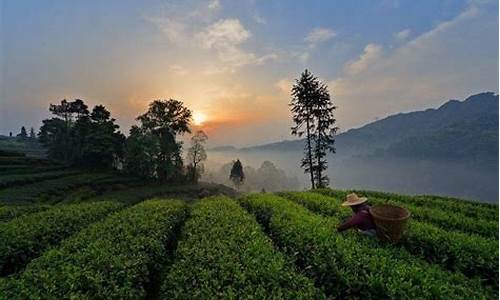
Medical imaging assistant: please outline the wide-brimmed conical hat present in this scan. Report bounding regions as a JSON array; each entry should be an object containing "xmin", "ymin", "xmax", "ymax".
[{"xmin": 342, "ymin": 193, "xmax": 368, "ymax": 206}]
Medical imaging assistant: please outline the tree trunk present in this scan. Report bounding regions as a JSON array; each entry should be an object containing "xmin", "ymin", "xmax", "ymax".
[
  {"xmin": 316, "ymin": 135, "xmax": 321, "ymax": 188},
  {"xmin": 305, "ymin": 117, "xmax": 315, "ymax": 189},
  {"xmin": 193, "ymin": 161, "xmax": 198, "ymax": 183}
]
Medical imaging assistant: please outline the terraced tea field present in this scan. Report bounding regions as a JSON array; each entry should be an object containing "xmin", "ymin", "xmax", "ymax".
[
  {"xmin": 0, "ymin": 155, "xmax": 498, "ymax": 299},
  {"xmin": 0, "ymin": 185, "xmax": 497, "ymax": 299}
]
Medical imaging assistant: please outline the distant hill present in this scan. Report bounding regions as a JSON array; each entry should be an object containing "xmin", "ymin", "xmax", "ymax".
[
  {"xmin": 0, "ymin": 136, "xmax": 46, "ymax": 158},
  {"xmin": 233, "ymin": 92, "xmax": 498, "ymax": 163}
]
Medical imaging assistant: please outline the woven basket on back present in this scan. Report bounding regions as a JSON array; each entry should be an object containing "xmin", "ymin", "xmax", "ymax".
[{"xmin": 369, "ymin": 204, "xmax": 410, "ymax": 243}]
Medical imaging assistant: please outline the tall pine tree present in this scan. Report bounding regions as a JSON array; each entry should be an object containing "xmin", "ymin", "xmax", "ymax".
[
  {"xmin": 290, "ymin": 69, "xmax": 319, "ymax": 189},
  {"xmin": 290, "ymin": 70, "xmax": 337, "ymax": 189},
  {"xmin": 311, "ymin": 83, "xmax": 338, "ymax": 188}
]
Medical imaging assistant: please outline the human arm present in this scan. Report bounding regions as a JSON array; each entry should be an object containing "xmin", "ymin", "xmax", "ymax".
[{"xmin": 336, "ymin": 212, "xmax": 364, "ymax": 232}]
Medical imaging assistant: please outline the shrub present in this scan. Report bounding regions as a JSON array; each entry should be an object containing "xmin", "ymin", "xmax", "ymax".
[
  {"xmin": 0, "ymin": 170, "xmax": 80, "ymax": 189},
  {"xmin": 1, "ymin": 199, "xmax": 188, "ymax": 299},
  {"xmin": 0, "ymin": 204, "xmax": 50, "ymax": 223},
  {"xmin": 161, "ymin": 196, "xmax": 323, "ymax": 299},
  {"xmin": 240, "ymin": 193, "xmax": 493, "ymax": 299},
  {"xmin": 314, "ymin": 189, "xmax": 498, "ymax": 239},
  {"xmin": 0, "ymin": 173, "xmax": 130, "ymax": 204},
  {"xmin": 0, "ymin": 201, "xmax": 122, "ymax": 275},
  {"xmin": 280, "ymin": 191, "xmax": 499, "ymax": 289}
]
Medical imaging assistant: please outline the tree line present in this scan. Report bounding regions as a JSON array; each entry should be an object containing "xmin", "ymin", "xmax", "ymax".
[
  {"xmin": 38, "ymin": 98, "xmax": 208, "ymax": 183},
  {"xmin": 34, "ymin": 68, "xmax": 334, "ymax": 189}
]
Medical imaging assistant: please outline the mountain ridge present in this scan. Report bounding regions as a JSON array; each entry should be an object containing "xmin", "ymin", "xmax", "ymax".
[{"xmin": 210, "ymin": 92, "xmax": 499, "ymax": 163}]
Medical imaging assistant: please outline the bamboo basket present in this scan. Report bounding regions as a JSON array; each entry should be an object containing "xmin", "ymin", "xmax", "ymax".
[{"xmin": 369, "ymin": 204, "xmax": 410, "ymax": 243}]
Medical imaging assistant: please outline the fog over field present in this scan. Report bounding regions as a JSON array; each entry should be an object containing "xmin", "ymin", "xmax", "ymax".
[{"xmin": 204, "ymin": 150, "xmax": 498, "ymax": 204}]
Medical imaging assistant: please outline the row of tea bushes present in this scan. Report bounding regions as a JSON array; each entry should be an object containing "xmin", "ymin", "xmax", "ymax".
[
  {"xmin": 0, "ymin": 173, "xmax": 123, "ymax": 204},
  {"xmin": 0, "ymin": 201, "xmax": 122, "ymax": 275},
  {"xmin": 280, "ymin": 191, "xmax": 498, "ymax": 289},
  {"xmin": 240, "ymin": 193, "xmax": 493, "ymax": 299},
  {"xmin": 316, "ymin": 189, "xmax": 497, "ymax": 223},
  {"xmin": 0, "ymin": 170, "xmax": 80, "ymax": 189},
  {"xmin": 314, "ymin": 189, "xmax": 498, "ymax": 239},
  {"xmin": 0, "ymin": 204, "xmax": 50, "ymax": 223},
  {"xmin": 162, "ymin": 197, "xmax": 323, "ymax": 299},
  {"xmin": 1, "ymin": 199, "xmax": 188, "ymax": 299}
]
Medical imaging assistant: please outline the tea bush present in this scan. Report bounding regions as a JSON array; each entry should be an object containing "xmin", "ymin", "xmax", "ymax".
[
  {"xmin": 162, "ymin": 196, "xmax": 323, "ymax": 299},
  {"xmin": 1, "ymin": 199, "xmax": 188, "ymax": 299},
  {"xmin": 0, "ymin": 201, "xmax": 122, "ymax": 275},
  {"xmin": 0, "ymin": 204, "xmax": 50, "ymax": 222},
  {"xmin": 240, "ymin": 193, "xmax": 493, "ymax": 299},
  {"xmin": 314, "ymin": 189, "xmax": 498, "ymax": 239},
  {"xmin": 280, "ymin": 191, "xmax": 498, "ymax": 289}
]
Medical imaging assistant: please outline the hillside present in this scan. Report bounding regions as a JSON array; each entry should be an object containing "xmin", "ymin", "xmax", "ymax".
[
  {"xmin": 0, "ymin": 154, "xmax": 498, "ymax": 298},
  {"xmin": 236, "ymin": 92, "xmax": 498, "ymax": 162},
  {"xmin": 0, "ymin": 170, "xmax": 497, "ymax": 298}
]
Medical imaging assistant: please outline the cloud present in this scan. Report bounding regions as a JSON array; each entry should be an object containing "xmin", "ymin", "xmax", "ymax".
[
  {"xmin": 275, "ymin": 78, "xmax": 293, "ymax": 95},
  {"xmin": 169, "ymin": 64, "xmax": 188, "ymax": 75},
  {"xmin": 344, "ymin": 43, "xmax": 383, "ymax": 75},
  {"xmin": 198, "ymin": 18, "xmax": 251, "ymax": 48},
  {"xmin": 197, "ymin": 18, "xmax": 276, "ymax": 72},
  {"xmin": 394, "ymin": 29, "xmax": 411, "ymax": 41},
  {"xmin": 329, "ymin": 1, "xmax": 498, "ymax": 130},
  {"xmin": 147, "ymin": 17, "xmax": 187, "ymax": 43},
  {"xmin": 147, "ymin": 1, "xmax": 278, "ymax": 74},
  {"xmin": 305, "ymin": 27, "xmax": 336, "ymax": 48},
  {"xmin": 253, "ymin": 14, "xmax": 266, "ymax": 25},
  {"xmin": 208, "ymin": 0, "xmax": 221, "ymax": 10}
]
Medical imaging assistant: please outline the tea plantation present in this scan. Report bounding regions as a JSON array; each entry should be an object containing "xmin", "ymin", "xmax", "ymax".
[{"xmin": 0, "ymin": 157, "xmax": 498, "ymax": 299}]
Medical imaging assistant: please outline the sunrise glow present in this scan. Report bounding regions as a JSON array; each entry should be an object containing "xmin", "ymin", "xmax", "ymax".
[{"xmin": 193, "ymin": 111, "xmax": 207, "ymax": 126}]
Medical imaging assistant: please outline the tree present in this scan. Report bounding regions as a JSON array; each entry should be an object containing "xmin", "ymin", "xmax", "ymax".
[
  {"xmin": 186, "ymin": 130, "xmax": 208, "ymax": 183},
  {"xmin": 18, "ymin": 126, "xmax": 28, "ymax": 139},
  {"xmin": 229, "ymin": 159, "xmax": 245, "ymax": 189},
  {"xmin": 124, "ymin": 125, "xmax": 159, "ymax": 178},
  {"xmin": 290, "ymin": 69, "xmax": 320, "ymax": 189},
  {"xmin": 311, "ymin": 83, "xmax": 338, "ymax": 188},
  {"xmin": 78, "ymin": 105, "xmax": 125, "ymax": 168},
  {"xmin": 133, "ymin": 99, "xmax": 192, "ymax": 181},
  {"xmin": 39, "ymin": 118, "xmax": 68, "ymax": 161},
  {"xmin": 39, "ymin": 99, "xmax": 124, "ymax": 168},
  {"xmin": 29, "ymin": 127, "xmax": 36, "ymax": 139},
  {"xmin": 290, "ymin": 69, "xmax": 337, "ymax": 189}
]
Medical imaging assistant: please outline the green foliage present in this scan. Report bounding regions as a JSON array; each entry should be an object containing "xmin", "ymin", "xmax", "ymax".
[
  {"xmin": 290, "ymin": 69, "xmax": 337, "ymax": 188},
  {"xmin": 0, "ymin": 173, "xmax": 125, "ymax": 204},
  {"xmin": 240, "ymin": 193, "xmax": 493, "ymax": 299},
  {"xmin": 0, "ymin": 201, "xmax": 122, "ymax": 276},
  {"xmin": 280, "ymin": 191, "xmax": 498, "ymax": 289},
  {"xmin": 315, "ymin": 189, "xmax": 498, "ymax": 239},
  {"xmin": 0, "ymin": 205, "xmax": 50, "ymax": 223},
  {"xmin": 0, "ymin": 170, "xmax": 80, "ymax": 188},
  {"xmin": 129, "ymin": 99, "xmax": 192, "ymax": 182},
  {"xmin": 123, "ymin": 125, "xmax": 160, "ymax": 179},
  {"xmin": 0, "ymin": 136, "xmax": 46, "ymax": 158},
  {"xmin": 39, "ymin": 99, "xmax": 125, "ymax": 168},
  {"xmin": 162, "ymin": 196, "xmax": 323, "ymax": 299},
  {"xmin": 1, "ymin": 199, "xmax": 188, "ymax": 299},
  {"xmin": 319, "ymin": 189, "xmax": 497, "ymax": 220}
]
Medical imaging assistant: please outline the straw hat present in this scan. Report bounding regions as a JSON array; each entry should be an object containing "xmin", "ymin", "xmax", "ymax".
[{"xmin": 342, "ymin": 193, "xmax": 368, "ymax": 206}]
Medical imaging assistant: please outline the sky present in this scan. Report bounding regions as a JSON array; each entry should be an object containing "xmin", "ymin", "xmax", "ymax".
[{"xmin": 1, "ymin": 0, "xmax": 498, "ymax": 147}]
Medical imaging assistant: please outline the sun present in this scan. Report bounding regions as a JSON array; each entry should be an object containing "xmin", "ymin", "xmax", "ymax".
[{"xmin": 193, "ymin": 111, "xmax": 207, "ymax": 126}]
